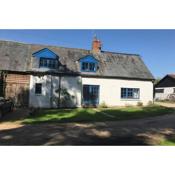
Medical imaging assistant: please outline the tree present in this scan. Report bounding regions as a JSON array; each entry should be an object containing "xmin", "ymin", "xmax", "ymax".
[{"xmin": 154, "ymin": 77, "xmax": 162, "ymax": 85}]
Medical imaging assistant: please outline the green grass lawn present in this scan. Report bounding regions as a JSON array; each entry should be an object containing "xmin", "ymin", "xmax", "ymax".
[
  {"xmin": 159, "ymin": 139, "xmax": 175, "ymax": 146},
  {"xmin": 159, "ymin": 134, "xmax": 175, "ymax": 146},
  {"xmin": 23, "ymin": 105, "xmax": 174, "ymax": 124}
]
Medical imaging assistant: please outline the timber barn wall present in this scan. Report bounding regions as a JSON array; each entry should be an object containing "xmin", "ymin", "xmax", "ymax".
[{"xmin": 5, "ymin": 73, "xmax": 30, "ymax": 106}]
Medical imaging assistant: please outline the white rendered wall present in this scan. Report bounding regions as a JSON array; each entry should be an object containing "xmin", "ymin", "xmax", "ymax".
[
  {"xmin": 29, "ymin": 75, "xmax": 52, "ymax": 108},
  {"xmin": 155, "ymin": 87, "xmax": 175, "ymax": 100},
  {"xmin": 60, "ymin": 76, "xmax": 82, "ymax": 107},
  {"xmin": 82, "ymin": 77, "xmax": 153, "ymax": 106},
  {"xmin": 29, "ymin": 75, "xmax": 81, "ymax": 108}
]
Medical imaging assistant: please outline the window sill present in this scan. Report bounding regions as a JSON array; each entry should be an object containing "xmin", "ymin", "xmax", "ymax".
[
  {"xmin": 81, "ymin": 70, "xmax": 96, "ymax": 72},
  {"xmin": 39, "ymin": 67, "xmax": 57, "ymax": 69},
  {"xmin": 120, "ymin": 99, "xmax": 140, "ymax": 101},
  {"xmin": 35, "ymin": 94, "xmax": 42, "ymax": 96}
]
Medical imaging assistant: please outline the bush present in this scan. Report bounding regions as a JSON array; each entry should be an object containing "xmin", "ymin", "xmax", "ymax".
[
  {"xmin": 137, "ymin": 101, "xmax": 143, "ymax": 107},
  {"xmin": 99, "ymin": 101, "xmax": 108, "ymax": 108}
]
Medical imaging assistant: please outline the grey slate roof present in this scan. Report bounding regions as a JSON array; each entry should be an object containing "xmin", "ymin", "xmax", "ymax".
[
  {"xmin": 0, "ymin": 40, "xmax": 154, "ymax": 80},
  {"xmin": 155, "ymin": 74, "xmax": 175, "ymax": 88}
]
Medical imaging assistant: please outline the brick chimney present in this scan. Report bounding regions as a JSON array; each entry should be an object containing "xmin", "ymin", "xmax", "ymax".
[{"xmin": 92, "ymin": 36, "xmax": 102, "ymax": 53}]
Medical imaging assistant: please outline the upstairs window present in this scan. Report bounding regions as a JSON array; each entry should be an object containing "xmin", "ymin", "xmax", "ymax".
[
  {"xmin": 89, "ymin": 62, "xmax": 96, "ymax": 71},
  {"xmin": 39, "ymin": 58, "xmax": 58, "ymax": 69},
  {"xmin": 32, "ymin": 48, "xmax": 59, "ymax": 69},
  {"xmin": 121, "ymin": 88, "xmax": 140, "ymax": 99},
  {"xmin": 79, "ymin": 55, "xmax": 98, "ymax": 72},
  {"xmin": 81, "ymin": 62, "xmax": 96, "ymax": 72}
]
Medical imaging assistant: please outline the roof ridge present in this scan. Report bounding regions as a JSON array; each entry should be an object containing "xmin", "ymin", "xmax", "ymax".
[
  {"xmin": 168, "ymin": 74, "xmax": 175, "ymax": 79},
  {"xmin": 0, "ymin": 39, "xmax": 89, "ymax": 52},
  {"xmin": 168, "ymin": 73, "xmax": 175, "ymax": 75},
  {"xmin": 0, "ymin": 39, "xmax": 140, "ymax": 56},
  {"xmin": 102, "ymin": 50, "xmax": 140, "ymax": 56}
]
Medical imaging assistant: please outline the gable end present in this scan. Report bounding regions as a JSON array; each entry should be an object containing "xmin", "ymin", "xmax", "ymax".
[
  {"xmin": 155, "ymin": 75, "xmax": 175, "ymax": 88},
  {"xmin": 32, "ymin": 48, "xmax": 59, "ymax": 59}
]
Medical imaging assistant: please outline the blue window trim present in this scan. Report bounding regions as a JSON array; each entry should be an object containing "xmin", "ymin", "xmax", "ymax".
[
  {"xmin": 32, "ymin": 48, "xmax": 59, "ymax": 59},
  {"xmin": 79, "ymin": 55, "xmax": 99, "ymax": 72},
  {"xmin": 32, "ymin": 48, "xmax": 59, "ymax": 69},
  {"xmin": 80, "ymin": 62, "xmax": 97, "ymax": 72},
  {"xmin": 82, "ymin": 84, "xmax": 100, "ymax": 105},
  {"xmin": 39, "ymin": 57, "xmax": 58, "ymax": 69},
  {"xmin": 79, "ymin": 55, "xmax": 99, "ymax": 62},
  {"xmin": 121, "ymin": 88, "xmax": 140, "ymax": 99}
]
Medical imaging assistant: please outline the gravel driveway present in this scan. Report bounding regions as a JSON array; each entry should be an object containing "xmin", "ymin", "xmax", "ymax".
[{"xmin": 0, "ymin": 105, "xmax": 175, "ymax": 145}]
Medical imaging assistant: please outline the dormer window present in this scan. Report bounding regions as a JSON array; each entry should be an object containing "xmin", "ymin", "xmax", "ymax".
[
  {"xmin": 39, "ymin": 58, "xmax": 58, "ymax": 69},
  {"xmin": 32, "ymin": 48, "xmax": 59, "ymax": 69},
  {"xmin": 82, "ymin": 62, "xmax": 96, "ymax": 71},
  {"xmin": 80, "ymin": 55, "xmax": 98, "ymax": 72}
]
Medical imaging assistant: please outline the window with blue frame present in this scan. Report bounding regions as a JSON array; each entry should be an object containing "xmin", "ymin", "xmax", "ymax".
[
  {"xmin": 121, "ymin": 88, "xmax": 140, "ymax": 99},
  {"xmin": 39, "ymin": 58, "xmax": 58, "ymax": 69},
  {"xmin": 33, "ymin": 48, "xmax": 59, "ymax": 69},
  {"xmin": 81, "ymin": 62, "xmax": 96, "ymax": 71},
  {"xmin": 89, "ymin": 62, "xmax": 95, "ymax": 71},
  {"xmin": 80, "ymin": 55, "xmax": 98, "ymax": 72}
]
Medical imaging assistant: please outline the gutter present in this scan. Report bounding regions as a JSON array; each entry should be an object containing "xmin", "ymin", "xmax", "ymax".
[{"xmin": 0, "ymin": 70, "xmax": 155, "ymax": 81}]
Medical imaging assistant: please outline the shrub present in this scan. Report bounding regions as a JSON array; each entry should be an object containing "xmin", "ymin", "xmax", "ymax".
[
  {"xmin": 137, "ymin": 101, "xmax": 143, "ymax": 107},
  {"xmin": 99, "ymin": 101, "xmax": 108, "ymax": 108},
  {"xmin": 55, "ymin": 88, "xmax": 75, "ymax": 107}
]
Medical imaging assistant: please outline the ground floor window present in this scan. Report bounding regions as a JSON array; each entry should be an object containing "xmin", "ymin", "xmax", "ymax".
[
  {"xmin": 155, "ymin": 89, "xmax": 164, "ymax": 93},
  {"xmin": 121, "ymin": 88, "xmax": 140, "ymax": 99},
  {"xmin": 83, "ymin": 85, "xmax": 99, "ymax": 105},
  {"xmin": 35, "ymin": 83, "xmax": 42, "ymax": 95},
  {"xmin": 173, "ymin": 88, "xmax": 175, "ymax": 93}
]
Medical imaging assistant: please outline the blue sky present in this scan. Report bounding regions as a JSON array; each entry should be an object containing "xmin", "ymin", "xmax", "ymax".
[{"xmin": 0, "ymin": 29, "xmax": 174, "ymax": 78}]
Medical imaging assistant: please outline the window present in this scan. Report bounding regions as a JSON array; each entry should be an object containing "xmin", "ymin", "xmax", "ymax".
[
  {"xmin": 82, "ymin": 62, "xmax": 89, "ymax": 71},
  {"xmin": 81, "ymin": 62, "xmax": 96, "ymax": 72},
  {"xmin": 121, "ymin": 88, "xmax": 140, "ymax": 99},
  {"xmin": 89, "ymin": 62, "xmax": 95, "ymax": 71},
  {"xmin": 39, "ymin": 58, "xmax": 58, "ymax": 69},
  {"xmin": 83, "ymin": 85, "xmax": 99, "ymax": 105},
  {"xmin": 155, "ymin": 89, "xmax": 164, "ymax": 93},
  {"xmin": 35, "ymin": 83, "xmax": 42, "ymax": 95}
]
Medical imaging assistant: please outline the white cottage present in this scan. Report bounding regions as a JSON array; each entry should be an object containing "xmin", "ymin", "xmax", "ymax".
[{"xmin": 0, "ymin": 38, "xmax": 154, "ymax": 108}]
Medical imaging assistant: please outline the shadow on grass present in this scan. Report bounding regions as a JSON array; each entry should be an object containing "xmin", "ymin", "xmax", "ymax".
[
  {"xmin": 1, "ymin": 106, "xmax": 175, "ymax": 145},
  {"xmin": 22, "ymin": 105, "xmax": 174, "ymax": 124},
  {"xmin": 101, "ymin": 105, "xmax": 174, "ymax": 120},
  {"xmin": 23, "ymin": 108, "xmax": 107, "ymax": 124},
  {"xmin": 0, "ymin": 105, "xmax": 174, "ymax": 125},
  {"xmin": 0, "ymin": 108, "xmax": 30, "ymax": 122}
]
